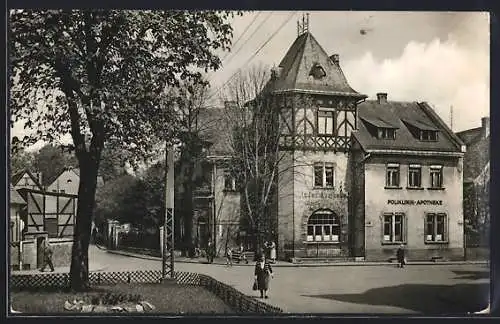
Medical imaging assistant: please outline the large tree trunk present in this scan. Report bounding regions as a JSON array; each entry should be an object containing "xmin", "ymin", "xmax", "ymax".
[
  {"xmin": 69, "ymin": 156, "xmax": 100, "ymax": 291},
  {"xmin": 182, "ymin": 156, "xmax": 195, "ymax": 257}
]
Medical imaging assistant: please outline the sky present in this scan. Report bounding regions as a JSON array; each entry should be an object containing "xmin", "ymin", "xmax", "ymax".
[
  {"xmin": 207, "ymin": 11, "xmax": 490, "ymax": 132},
  {"xmin": 11, "ymin": 11, "xmax": 490, "ymax": 152}
]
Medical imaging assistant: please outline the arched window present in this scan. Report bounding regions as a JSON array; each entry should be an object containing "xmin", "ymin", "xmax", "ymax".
[{"xmin": 306, "ymin": 209, "xmax": 340, "ymax": 242}]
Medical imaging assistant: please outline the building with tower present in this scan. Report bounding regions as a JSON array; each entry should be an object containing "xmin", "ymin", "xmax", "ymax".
[
  {"xmin": 254, "ymin": 22, "xmax": 465, "ymax": 261},
  {"xmin": 187, "ymin": 18, "xmax": 466, "ymax": 262}
]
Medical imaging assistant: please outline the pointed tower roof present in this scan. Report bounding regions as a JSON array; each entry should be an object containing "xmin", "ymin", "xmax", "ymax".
[{"xmin": 264, "ymin": 32, "xmax": 366, "ymax": 98}]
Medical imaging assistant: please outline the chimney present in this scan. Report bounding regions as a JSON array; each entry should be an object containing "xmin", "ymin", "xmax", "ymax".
[
  {"xmin": 481, "ymin": 116, "xmax": 490, "ymax": 138},
  {"xmin": 271, "ymin": 66, "xmax": 283, "ymax": 80},
  {"xmin": 330, "ymin": 54, "xmax": 339, "ymax": 65},
  {"xmin": 376, "ymin": 93, "xmax": 388, "ymax": 104}
]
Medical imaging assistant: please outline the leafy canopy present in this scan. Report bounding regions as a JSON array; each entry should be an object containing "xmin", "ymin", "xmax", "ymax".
[{"xmin": 10, "ymin": 10, "xmax": 239, "ymax": 164}]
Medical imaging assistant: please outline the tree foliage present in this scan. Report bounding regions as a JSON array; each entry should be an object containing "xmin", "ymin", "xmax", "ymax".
[
  {"xmin": 33, "ymin": 144, "xmax": 78, "ymax": 186},
  {"xmin": 10, "ymin": 9, "xmax": 238, "ymax": 290}
]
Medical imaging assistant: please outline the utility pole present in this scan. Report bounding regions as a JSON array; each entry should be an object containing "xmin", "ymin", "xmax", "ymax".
[{"xmin": 162, "ymin": 144, "xmax": 175, "ymax": 280}]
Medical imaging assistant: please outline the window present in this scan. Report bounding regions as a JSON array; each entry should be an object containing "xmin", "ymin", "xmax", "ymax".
[
  {"xmin": 309, "ymin": 63, "xmax": 327, "ymax": 79},
  {"xmin": 378, "ymin": 128, "xmax": 396, "ymax": 140},
  {"xmin": 313, "ymin": 162, "xmax": 334, "ymax": 188},
  {"xmin": 382, "ymin": 213, "xmax": 406, "ymax": 243},
  {"xmin": 425, "ymin": 213, "xmax": 447, "ymax": 242},
  {"xmin": 60, "ymin": 189, "xmax": 66, "ymax": 194},
  {"xmin": 408, "ymin": 164, "xmax": 422, "ymax": 188},
  {"xmin": 224, "ymin": 173, "xmax": 237, "ymax": 191},
  {"xmin": 45, "ymin": 217, "xmax": 59, "ymax": 238},
  {"xmin": 306, "ymin": 210, "xmax": 340, "ymax": 242},
  {"xmin": 430, "ymin": 165, "xmax": 443, "ymax": 188},
  {"xmin": 420, "ymin": 130, "xmax": 438, "ymax": 141},
  {"xmin": 386, "ymin": 163, "xmax": 400, "ymax": 188},
  {"xmin": 317, "ymin": 109, "xmax": 334, "ymax": 136}
]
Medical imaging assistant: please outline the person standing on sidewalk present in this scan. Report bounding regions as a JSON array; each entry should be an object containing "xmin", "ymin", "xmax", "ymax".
[
  {"xmin": 40, "ymin": 238, "xmax": 54, "ymax": 272},
  {"xmin": 226, "ymin": 247, "xmax": 233, "ymax": 267},
  {"xmin": 396, "ymin": 244, "xmax": 406, "ymax": 268},
  {"xmin": 254, "ymin": 254, "xmax": 273, "ymax": 299},
  {"xmin": 269, "ymin": 240, "xmax": 276, "ymax": 263},
  {"xmin": 207, "ymin": 238, "xmax": 215, "ymax": 264}
]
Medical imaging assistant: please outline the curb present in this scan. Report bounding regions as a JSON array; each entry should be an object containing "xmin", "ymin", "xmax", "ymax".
[{"xmin": 105, "ymin": 250, "xmax": 488, "ymax": 267}]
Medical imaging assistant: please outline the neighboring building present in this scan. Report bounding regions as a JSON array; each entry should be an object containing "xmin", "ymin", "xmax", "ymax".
[
  {"xmin": 176, "ymin": 107, "xmax": 242, "ymax": 255},
  {"xmin": 456, "ymin": 117, "xmax": 490, "ymax": 245},
  {"xmin": 47, "ymin": 167, "xmax": 105, "ymax": 195},
  {"xmin": 10, "ymin": 185, "xmax": 26, "ymax": 242},
  {"xmin": 11, "ymin": 169, "xmax": 43, "ymax": 191}
]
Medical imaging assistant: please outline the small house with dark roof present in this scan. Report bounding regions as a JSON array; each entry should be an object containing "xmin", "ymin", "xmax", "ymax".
[
  {"xmin": 350, "ymin": 94, "xmax": 465, "ymax": 261},
  {"xmin": 11, "ymin": 169, "xmax": 44, "ymax": 191}
]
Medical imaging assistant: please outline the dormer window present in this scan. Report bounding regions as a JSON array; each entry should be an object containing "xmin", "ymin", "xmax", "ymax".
[
  {"xmin": 309, "ymin": 63, "xmax": 326, "ymax": 80},
  {"xmin": 402, "ymin": 119, "xmax": 439, "ymax": 142},
  {"xmin": 378, "ymin": 128, "xmax": 396, "ymax": 140},
  {"xmin": 420, "ymin": 130, "xmax": 438, "ymax": 141}
]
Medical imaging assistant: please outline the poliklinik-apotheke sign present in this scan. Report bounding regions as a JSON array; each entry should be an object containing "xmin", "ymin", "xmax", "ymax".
[{"xmin": 387, "ymin": 199, "xmax": 443, "ymax": 205}]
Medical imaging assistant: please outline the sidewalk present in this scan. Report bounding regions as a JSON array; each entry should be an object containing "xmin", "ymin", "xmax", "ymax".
[
  {"xmin": 105, "ymin": 249, "xmax": 488, "ymax": 267},
  {"xmin": 11, "ymin": 263, "xmax": 108, "ymax": 275}
]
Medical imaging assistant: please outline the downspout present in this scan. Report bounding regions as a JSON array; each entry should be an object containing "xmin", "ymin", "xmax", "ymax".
[{"xmin": 212, "ymin": 162, "xmax": 217, "ymax": 253}]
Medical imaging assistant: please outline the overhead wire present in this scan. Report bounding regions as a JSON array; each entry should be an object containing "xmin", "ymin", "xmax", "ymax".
[{"xmin": 208, "ymin": 12, "xmax": 297, "ymax": 102}]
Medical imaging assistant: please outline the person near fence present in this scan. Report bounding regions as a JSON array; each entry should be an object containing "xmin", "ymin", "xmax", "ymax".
[
  {"xmin": 39, "ymin": 238, "xmax": 54, "ymax": 272},
  {"xmin": 396, "ymin": 244, "xmax": 406, "ymax": 268},
  {"xmin": 254, "ymin": 253, "xmax": 273, "ymax": 299},
  {"xmin": 268, "ymin": 240, "xmax": 276, "ymax": 263},
  {"xmin": 207, "ymin": 238, "xmax": 215, "ymax": 264},
  {"xmin": 226, "ymin": 247, "xmax": 233, "ymax": 267}
]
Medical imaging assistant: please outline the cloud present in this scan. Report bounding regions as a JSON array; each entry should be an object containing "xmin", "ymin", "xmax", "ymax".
[{"xmin": 343, "ymin": 37, "xmax": 489, "ymax": 132}]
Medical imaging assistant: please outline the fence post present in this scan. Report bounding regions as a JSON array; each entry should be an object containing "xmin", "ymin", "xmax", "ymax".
[
  {"xmin": 127, "ymin": 273, "xmax": 131, "ymax": 284},
  {"xmin": 98, "ymin": 273, "xmax": 101, "ymax": 285}
]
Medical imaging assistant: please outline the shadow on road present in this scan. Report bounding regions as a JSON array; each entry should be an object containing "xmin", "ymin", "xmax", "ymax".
[
  {"xmin": 302, "ymin": 283, "xmax": 489, "ymax": 315},
  {"xmin": 452, "ymin": 270, "xmax": 490, "ymax": 281}
]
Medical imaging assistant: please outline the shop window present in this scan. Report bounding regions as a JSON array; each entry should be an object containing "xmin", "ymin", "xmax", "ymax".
[
  {"xmin": 313, "ymin": 162, "xmax": 335, "ymax": 188},
  {"xmin": 430, "ymin": 165, "xmax": 443, "ymax": 188},
  {"xmin": 385, "ymin": 163, "xmax": 400, "ymax": 188},
  {"xmin": 382, "ymin": 213, "xmax": 406, "ymax": 243},
  {"xmin": 317, "ymin": 109, "xmax": 334, "ymax": 136},
  {"xmin": 425, "ymin": 213, "xmax": 447, "ymax": 242},
  {"xmin": 408, "ymin": 164, "xmax": 422, "ymax": 188},
  {"xmin": 306, "ymin": 209, "xmax": 340, "ymax": 242}
]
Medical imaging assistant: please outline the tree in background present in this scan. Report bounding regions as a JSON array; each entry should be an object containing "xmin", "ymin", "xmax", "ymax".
[
  {"xmin": 33, "ymin": 144, "xmax": 78, "ymax": 187},
  {"xmin": 10, "ymin": 148, "xmax": 36, "ymax": 175},
  {"xmin": 10, "ymin": 9, "xmax": 237, "ymax": 290},
  {"xmin": 220, "ymin": 64, "xmax": 279, "ymax": 253}
]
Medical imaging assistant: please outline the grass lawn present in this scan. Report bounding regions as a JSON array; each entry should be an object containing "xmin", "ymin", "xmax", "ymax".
[{"xmin": 11, "ymin": 282, "xmax": 234, "ymax": 314}]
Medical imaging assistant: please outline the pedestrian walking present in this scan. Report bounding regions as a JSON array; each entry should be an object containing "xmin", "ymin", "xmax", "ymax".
[
  {"xmin": 269, "ymin": 240, "xmax": 276, "ymax": 263},
  {"xmin": 39, "ymin": 238, "xmax": 54, "ymax": 272},
  {"xmin": 254, "ymin": 254, "xmax": 273, "ymax": 299},
  {"xmin": 238, "ymin": 243, "xmax": 249, "ymax": 264},
  {"xmin": 263, "ymin": 240, "xmax": 270, "ymax": 259},
  {"xmin": 396, "ymin": 244, "xmax": 406, "ymax": 268},
  {"xmin": 207, "ymin": 238, "xmax": 215, "ymax": 264},
  {"xmin": 226, "ymin": 247, "xmax": 233, "ymax": 267}
]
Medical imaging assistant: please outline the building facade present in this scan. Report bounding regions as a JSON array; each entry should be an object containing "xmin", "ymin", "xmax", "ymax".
[{"xmin": 261, "ymin": 30, "xmax": 465, "ymax": 261}]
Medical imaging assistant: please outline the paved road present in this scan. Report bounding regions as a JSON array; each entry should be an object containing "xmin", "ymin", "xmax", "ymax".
[{"xmin": 54, "ymin": 246, "xmax": 490, "ymax": 314}]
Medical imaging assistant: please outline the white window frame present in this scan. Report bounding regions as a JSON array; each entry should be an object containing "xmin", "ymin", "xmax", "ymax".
[
  {"xmin": 317, "ymin": 108, "xmax": 335, "ymax": 136},
  {"xmin": 382, "ymin": 213, "xmax": 406, "ymax": 244},
  {"xmin": 429, "ymin": 165, "xmax": 443, "ymax": 188},
  {"xmin": 313, "ymin": 162, "xmax": 335, "ymax": 189},
  {"xmin": 425, "ymin": 213, "xmax": 448, "ymax": 243},
  {"xmin": 223, "ymin": 172, "xmax": 237, "ymax": 191},
  {"xmin": 386, "ymin": 163, "xmax": 400, "ymax": 188},
  {"xmin": 408, "ymin": 164, "xmax": 422, "ymax": 188},
  {"xmin": 306, "ymin": 210, "xmax": 340, "ymax": 243}
]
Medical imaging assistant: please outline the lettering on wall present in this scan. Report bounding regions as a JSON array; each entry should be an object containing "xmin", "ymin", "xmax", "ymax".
[
  {"xmin": 387, "ymin": 199, "xmax": 443, "ymax": 206},
  {"xmin": 301, "ymin": 192, "xmax": 347, "ymax": 200}
]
